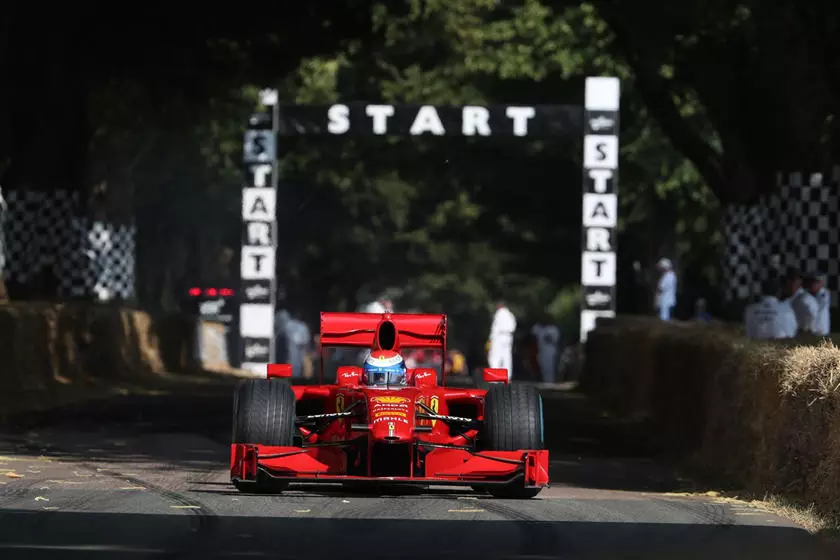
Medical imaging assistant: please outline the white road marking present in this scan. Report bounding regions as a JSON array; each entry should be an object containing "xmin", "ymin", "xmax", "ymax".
[
  {"xmin": 170, "ymin": 505, "xmax": 201, "ymax": 509},
  {"xmin": 448, "ymin": 508, "xmax": 485, "ymax": 513}
]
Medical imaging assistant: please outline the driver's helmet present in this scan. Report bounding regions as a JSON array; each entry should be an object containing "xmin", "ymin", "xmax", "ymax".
[{"xmin": 362, "ymin": 350, "xmax": 407, "ymax": 387}]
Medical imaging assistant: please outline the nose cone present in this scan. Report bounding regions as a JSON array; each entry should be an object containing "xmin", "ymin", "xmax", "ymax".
[{"xmin": 367, "ymin": 393, "xmax": 414, "ymax": 442}]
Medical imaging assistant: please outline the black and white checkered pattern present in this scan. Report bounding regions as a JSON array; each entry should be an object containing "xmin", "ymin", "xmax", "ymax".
[
  {"xmin": 0, "ymin": 189, "xmax": 136, "ymax": 300},
  {"xmin": 722, "ymin": 167, "xmax": 840, "ymax": 305}
]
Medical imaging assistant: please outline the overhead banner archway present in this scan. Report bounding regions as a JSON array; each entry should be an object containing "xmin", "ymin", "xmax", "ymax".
[{"xmin": 239, "ymin": 78, "xmax": 620, "ymax": 374}]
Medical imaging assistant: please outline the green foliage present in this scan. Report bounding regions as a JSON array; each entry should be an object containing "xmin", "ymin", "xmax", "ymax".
[{"xmin": 15, "ymin": 0, "xmax": 814, "ymax": 337}]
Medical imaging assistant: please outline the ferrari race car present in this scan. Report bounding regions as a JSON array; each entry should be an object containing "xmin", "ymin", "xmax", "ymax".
[{"xmin": 230, "ymin": 312, "xmax": 549, "ymax": 498}]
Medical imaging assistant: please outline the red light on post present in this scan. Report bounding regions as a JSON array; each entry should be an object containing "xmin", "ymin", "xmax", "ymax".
[
  {"xmin": 206, "ymin": 288, "xmax": 218, "ymax": 296},
  {"xmin": 220, "ymin": 288, "xmax": 234, "ymax": 297},
  {"xmin": 188, "ymin": 287, "xmax": 201, "ymax": 297}
]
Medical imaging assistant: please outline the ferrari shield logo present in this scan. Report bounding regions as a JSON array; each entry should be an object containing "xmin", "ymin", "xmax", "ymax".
[
  {"xmin": 429, "ymin": 396, "xmax": 439, "ymax": 427},
  {"xmin": 388, "ymin": 422, "xmax": 395, "ymax": 437},
  {"xmin": 416, "ymin": 396, "xmax": 428, "ymax": 426},
  {"xmin": 416, "ymin": 395, "xmax": 440, "ymax": 427}
]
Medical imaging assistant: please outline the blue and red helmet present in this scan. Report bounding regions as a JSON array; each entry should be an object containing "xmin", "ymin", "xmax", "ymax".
[{"xmin": 363, "ymin": 350, "xmax": 407, "ymax": 386}]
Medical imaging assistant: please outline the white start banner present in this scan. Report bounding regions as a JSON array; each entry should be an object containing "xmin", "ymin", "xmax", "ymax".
[
  {"xmin": 240, "ymin": 97, "xmax": 281, "ymax": 373},
  {"xmin": 579, "ymin": 77, "xmax": 620, "ymax": 343},
  {"xmin": 236, "ymin": 78, "xmax": 622, "ymax": 362}
]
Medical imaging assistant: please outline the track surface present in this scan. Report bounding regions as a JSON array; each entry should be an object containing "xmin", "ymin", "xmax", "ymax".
[{"xmin": 0, "ymin": 380, "xmax": 835, "ymax": 559}]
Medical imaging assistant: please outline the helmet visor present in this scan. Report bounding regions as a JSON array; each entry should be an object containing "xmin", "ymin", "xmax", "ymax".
[{"xmin": 364, "ymin": 365, "xmax": 406, "ymax": 386}]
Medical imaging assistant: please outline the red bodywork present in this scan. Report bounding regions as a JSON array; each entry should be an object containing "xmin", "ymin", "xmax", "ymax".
[{"xmin": 231, "ymin": 312, "xmax": 549, "ymax": 489}]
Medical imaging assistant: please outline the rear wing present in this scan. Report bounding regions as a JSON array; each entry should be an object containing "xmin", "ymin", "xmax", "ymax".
[{"xmin": 319, "ymin": 312, "xmax": 446, "ymax": 349}]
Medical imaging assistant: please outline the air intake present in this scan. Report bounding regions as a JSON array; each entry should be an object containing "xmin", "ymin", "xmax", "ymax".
[{"xmin": 376, "ymin": 320, "xmax": 397, "ymax": 350}]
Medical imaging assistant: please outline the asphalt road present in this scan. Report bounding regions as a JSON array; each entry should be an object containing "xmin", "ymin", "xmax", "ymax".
[{"xmin": 0, "ymin": 379, "xmax": 835, "ymax": 560}]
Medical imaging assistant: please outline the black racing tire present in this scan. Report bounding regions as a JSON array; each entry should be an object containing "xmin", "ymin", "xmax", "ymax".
[
  {"xmin": 480, "ymin": 383, "xmax": 545, "ymax": 499},
  {"xmin": 232, "ymin": 378, "xmax": 296, "ymax": 493}
]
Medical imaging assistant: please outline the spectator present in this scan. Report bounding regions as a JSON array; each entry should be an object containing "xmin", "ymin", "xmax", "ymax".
[
  {"xmin": 810, "ymin": 273, "xmax": 831, "ymax": 335},
  {"xmin": 446, "ymin": 349, "xmax": 468, "ymax": 376},
  {"xmin": 286, "ymin": 312, "xmax": 311, "ymax": 377},
  {"xmin": 744, "ymin": 279, "xmax": 788, "ymax": 340},
  {"xmin": 364, "ymin": 296, "xmax": 388, "ymax": 314},
  {"xmin": 774, "ymin": 270, "xmax": 798, "ymax": 337},
  {"xmin": 488, "ymin": 299, "xmax": 517, "ymax": 381},
  {"xmin": 693, "ymin": 298, "xmax": 712, "ymax": 322},
  {"xmin": 654, "ymin": 258, "xmax": 677, "ymax": 321},
  {"xmin": 782, "ymin": 268, "xmax": 808, "ymax": 331},
  {"xmin": 793, "ymin": 272, "xmax": 829, "ymax": 336},
  {"xmin": 531, "ymin": 312, "xmax": 560, "ymax": 383}
]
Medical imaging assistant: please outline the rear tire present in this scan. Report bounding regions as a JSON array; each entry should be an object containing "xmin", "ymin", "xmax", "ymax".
[
  {"xmin": 481, "ymin": 383, "xmax": 545, "ymax": 499},
  {"xmin": 232, "ymin": 378, "xmax": 296, "ymax": 493}
]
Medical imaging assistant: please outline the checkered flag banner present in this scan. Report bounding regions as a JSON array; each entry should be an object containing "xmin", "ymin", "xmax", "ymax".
[
  {"xmin": 722, "ymin": 166, "xmax": 840, "ymax": 305},
  {"xmin": 0, "ymin": 189, "xmax": 136, "ymax": 300}
]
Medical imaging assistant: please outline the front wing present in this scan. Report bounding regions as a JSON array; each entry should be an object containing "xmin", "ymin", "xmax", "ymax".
[{"xmin": 230, "ymin": 444, "xmax": 550, "ymax": 488}]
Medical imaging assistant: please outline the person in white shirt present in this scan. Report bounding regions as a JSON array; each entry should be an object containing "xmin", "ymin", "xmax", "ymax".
[
  {"xmin": 744, "ymin": 280, "xmax": 789, "ymax": 340},
  {"xmin": 654, "ymin": 258, "xmax": 677, "ymax": 321},
  {"xmin": 809, "ymin": 274, "xmax": 831, "ymax": 336},
  {"xmin": 488, "ymin": 300, "xmax": 517, "ymax": 381},
  {"xmin": 794, "ymin": 273, "xmax": 830, "ymax": 335},
  {"xmin": 531, "ymin": 313, "xmax": 560, "ymax": 383},
  {"xmin": 781, "ymin": 268, "xmax": 807, "ymax": 333},
  {"xmin": 285, "ymin": 314, "xmax": 311, "ymax": 377},
  {"xmin": 364, "ymin": 296, "xmax": 392, "ymax": 314},
  {"xmin": 775, "ymin": 290, "xmax": 798, "ymax": 338}
]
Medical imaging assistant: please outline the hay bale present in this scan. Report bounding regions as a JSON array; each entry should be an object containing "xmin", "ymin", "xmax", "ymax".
[
  {"xmin": 0, "ymin": 302, "xmax": 199, "ymax": 416},
  {"xmin": 583, "ymin": 316, "xmax": 840, "ymax": 518}
]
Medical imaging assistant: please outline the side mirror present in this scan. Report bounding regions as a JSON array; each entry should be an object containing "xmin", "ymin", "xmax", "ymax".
[
  {"xmin": 267, "ymin": 364, "xmax": 293, "ymax": 379},
  {"xmin": 483, "ymin": 368, "xmax": 509, "ymax": 384}
]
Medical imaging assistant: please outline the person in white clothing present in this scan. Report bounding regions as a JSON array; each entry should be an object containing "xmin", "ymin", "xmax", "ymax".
[
  {"xmin": 285, "ymin": 314, "xmax": 311, "ymax": 377},
  {"xmin": 488, "ymin": 300, "xmax": 517, "ymax": 381},
  {"xmin": 809, "ymin": 274, "xmax": 831, "ymax": 336},
  {"xmin": 531, "ymin": 313, "xmax": 560, "ymax": 383},
  {"xmin": 775, "ymin": 291, "xmax": 798, "ymax": 338},
  {"xmin": 781, "ymin": 268, "xmax": 808, "ymax": 333},
  {"xmin": 744, "ymin": 280, "xmax": 788, "ymax": 340},
  {"xmin": 364, "ymin": 296, "xmax": 392, "ymax": 314},
  {"xmin": 654, "ymin": 258, "xmax": 677, "ymax": 321},
  {"xmin": 793, "ymin": 273, "xmax": 830, "ymax": 335}
]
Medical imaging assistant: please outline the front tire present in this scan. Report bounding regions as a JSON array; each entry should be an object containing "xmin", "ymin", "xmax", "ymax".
[
  {"xmin": 480, "ymin": 383, "xmax": 545, "ymax": 498},
  {"xmin": 232, "ymin": 378, "xmax": 296, "ymax": 493}
]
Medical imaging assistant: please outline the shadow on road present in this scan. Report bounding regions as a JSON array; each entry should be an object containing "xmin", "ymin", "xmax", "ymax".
[{"xmin": 0, "ymin": 509, "xmax": 831, "ymax": 560}]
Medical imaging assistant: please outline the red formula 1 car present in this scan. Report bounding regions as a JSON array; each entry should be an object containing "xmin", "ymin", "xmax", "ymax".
[{"xmin": 230, "ymin": 312, "xmax": 549, "ymax": 498}]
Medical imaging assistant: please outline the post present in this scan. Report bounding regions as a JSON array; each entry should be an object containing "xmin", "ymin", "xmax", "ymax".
[
  {"xmin": 239, "ymin": 88, "xmax": 280, "ymax": 374},
  {"xmin": 579, "ymin": 77, "xmax": 620, "ymax": 343}
]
